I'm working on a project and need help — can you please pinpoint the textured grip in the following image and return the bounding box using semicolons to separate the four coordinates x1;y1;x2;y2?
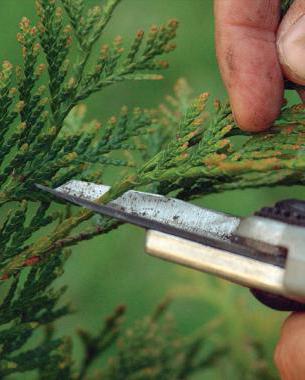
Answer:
256;199;305;227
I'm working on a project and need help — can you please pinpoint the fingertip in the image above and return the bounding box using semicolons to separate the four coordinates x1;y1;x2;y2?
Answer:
214;0;283;133
277;13;305;86
281;312;305;337
277;0;305;85
226;46;284;132
274;312;305;379
231;93;283;132
233;108;277;132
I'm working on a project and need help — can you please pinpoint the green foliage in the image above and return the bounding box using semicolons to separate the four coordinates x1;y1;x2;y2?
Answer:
0;1;229;379
0;251;70;377
76;301;226;380
0;0;178;208
1;0;305;378
281;0;294;15
100;308;225;380
172;271;281;380
99;91;305;205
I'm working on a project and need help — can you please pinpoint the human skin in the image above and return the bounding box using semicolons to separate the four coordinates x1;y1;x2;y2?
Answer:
214;0;305;379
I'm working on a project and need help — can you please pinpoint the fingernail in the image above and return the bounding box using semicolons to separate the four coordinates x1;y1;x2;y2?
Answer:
277;14;305;85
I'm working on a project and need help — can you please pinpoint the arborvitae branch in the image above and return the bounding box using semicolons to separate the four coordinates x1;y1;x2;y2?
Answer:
0;0;180;377
0;0;302;378
78;304;126;379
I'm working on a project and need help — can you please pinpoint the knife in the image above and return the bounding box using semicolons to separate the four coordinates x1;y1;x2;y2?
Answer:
36;180;305;311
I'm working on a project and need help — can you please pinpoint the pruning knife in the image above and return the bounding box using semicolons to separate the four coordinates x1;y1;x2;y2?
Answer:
37;180;305;312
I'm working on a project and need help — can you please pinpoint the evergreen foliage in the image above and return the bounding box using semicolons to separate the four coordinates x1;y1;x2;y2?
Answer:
281;0;294;14
0;0;303;378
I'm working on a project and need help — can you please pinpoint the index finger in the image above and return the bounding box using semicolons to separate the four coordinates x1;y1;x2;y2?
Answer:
214;0;283;131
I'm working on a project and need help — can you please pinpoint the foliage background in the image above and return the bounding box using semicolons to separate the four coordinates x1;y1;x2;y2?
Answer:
0;0;303;378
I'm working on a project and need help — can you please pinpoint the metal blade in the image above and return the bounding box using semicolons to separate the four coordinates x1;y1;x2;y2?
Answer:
36;182;239;248
51;180;240;241
36;181;285;267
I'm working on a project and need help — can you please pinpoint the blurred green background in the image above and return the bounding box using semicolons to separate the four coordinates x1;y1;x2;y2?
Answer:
1;0;304;378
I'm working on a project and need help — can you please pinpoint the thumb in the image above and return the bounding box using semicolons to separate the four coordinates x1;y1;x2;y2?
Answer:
277;0;305;86
274;312;305;379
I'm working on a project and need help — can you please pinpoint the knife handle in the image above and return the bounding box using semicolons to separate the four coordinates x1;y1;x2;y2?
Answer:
251;199;305;311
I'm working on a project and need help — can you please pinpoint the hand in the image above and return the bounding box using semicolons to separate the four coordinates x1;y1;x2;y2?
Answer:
214;0;305;132
215;1;305;379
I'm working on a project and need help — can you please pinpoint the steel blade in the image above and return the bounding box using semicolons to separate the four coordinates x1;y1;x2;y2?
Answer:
36;181;286;267
36;183;239;249
52;180;240;240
